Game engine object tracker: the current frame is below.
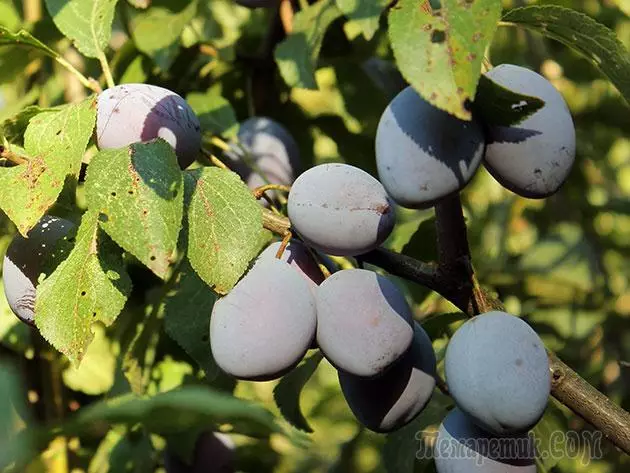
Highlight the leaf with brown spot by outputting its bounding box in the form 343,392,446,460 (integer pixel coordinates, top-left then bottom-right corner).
0,97,96,236
84,139,184,279
389,0,502,120
35,211,132,367
186,167,264,294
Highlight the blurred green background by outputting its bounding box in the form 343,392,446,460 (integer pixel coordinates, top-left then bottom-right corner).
0,0,629,471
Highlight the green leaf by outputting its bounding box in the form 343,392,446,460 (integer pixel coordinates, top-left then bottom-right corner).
88,428,155,473
531,399,567,472
186,91,238,138
163,260,220,380
44,0,118,58
0,1,21,30
128,0,198,56
383,392,452,473
275,0,343,89
0,97,96,236
389,0,502,120
35,211,132,367
502,5,630,106
473,74,545,126
336,0,388,40
1,105,49,146
67,386,281,438
0,26,61,59
62,324,116,395
421,312,467,340
186,167,263,294
273,351,323,433
85,140,184,279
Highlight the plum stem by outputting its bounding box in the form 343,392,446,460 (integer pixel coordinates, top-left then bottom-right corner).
279,0,294,35
254,184,291,200
0,145,29,165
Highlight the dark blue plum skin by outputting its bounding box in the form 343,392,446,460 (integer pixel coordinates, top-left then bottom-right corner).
224,117,301,193
210,258,316,381
164,431,235,473
96,84,201,169
316,269,414,378
375,86,485,208
256,240,324,290
434,408,536,473
288,163,396,256
338,322,436,433
444,311,550,435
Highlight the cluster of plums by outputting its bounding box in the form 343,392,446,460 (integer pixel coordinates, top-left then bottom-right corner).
1,62,571,471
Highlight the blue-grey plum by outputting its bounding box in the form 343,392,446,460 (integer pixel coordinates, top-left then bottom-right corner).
444,311,550,435
164,431,235,473
234,0,279,8
375,86,485,208
316,269,414,378
96,83,201,169
2,216,75,325
483,65,576,198
225,117,301,193
434,408,536,473
338,322,436,432
210,258,316,381
256,240,324,290
287,163,396,256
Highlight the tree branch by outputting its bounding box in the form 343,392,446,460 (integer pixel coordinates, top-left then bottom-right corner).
261,205,630,455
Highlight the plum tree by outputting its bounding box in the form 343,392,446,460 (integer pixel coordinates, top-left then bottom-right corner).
96,83,201,169
164,431,235,473
256,240,324,290
2,216,75,325
434,408,536,473
375,86,485,208
287,163,396,256
444,311,551,435
338,322,436,433
483,64,576,198
224,117,301,193
209,258,316,381
316,269,414,378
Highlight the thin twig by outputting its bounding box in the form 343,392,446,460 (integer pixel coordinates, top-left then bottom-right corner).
97,50,115,89
279,0,294,35
0,146,28,165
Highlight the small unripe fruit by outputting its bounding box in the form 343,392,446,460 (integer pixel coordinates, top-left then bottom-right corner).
3,216,75,325
375,86,485,208
96,83,201,169
483,64,576,198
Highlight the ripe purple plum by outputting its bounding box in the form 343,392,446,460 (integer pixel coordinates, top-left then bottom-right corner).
434,408,536,473
256,240,324,290
483,64,576,198
445,311,550,435
316,269,414,378
164,431,235,473
96,83,201,169
287,163,396,256
224,117,301,193
210,258,316,381
2,216,75,325
375,86,485,208
338,322,436,432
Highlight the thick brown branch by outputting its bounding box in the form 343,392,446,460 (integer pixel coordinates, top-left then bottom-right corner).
549,352,630,454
